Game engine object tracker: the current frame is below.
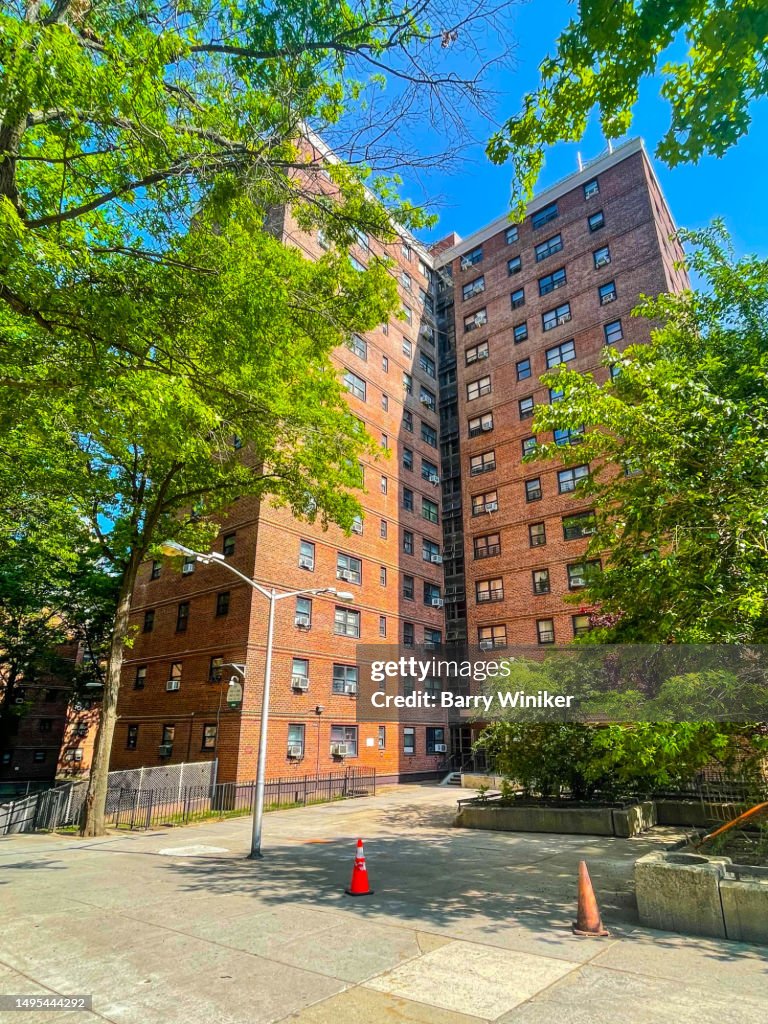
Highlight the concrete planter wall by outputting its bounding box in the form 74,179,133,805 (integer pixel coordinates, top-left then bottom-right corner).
635,852,768,945
455,800,656,838
654,799,748,828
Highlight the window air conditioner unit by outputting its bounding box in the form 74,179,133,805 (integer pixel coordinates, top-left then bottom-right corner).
431,597,444,608
596,255,610,268
291,676,309,691
430,554,443,564
351,521,364,534
331,743,348,757
298,556,314,570
602,292,616,303
479,640,493,651
166,679,180,691
428,473,440,484
287,744,303,758
481,421,492,432
434,743,448,753
485,501,498,512
338,569,354,582
294,615,311,629
158,743,173,756
181,562,195,575
460,257,472,270
474,313,487,326
556,314,570,326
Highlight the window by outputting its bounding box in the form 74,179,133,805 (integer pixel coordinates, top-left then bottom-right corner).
604,319,623,345
403,727,416,755
549,387,564,404
402,241,412,260
288,724,305,757
584,179,599,200
403,447,414,472
474,533,500,559
336,552,362,585
588,210,605,232
74,722,89,738
426,727,446,754
535,233,563,262
516,358,531,381
421,422,437,447
573,614,591,637
563,511,597,540
299,539,315,570
519,395,534,419
464,308,487,332
419,351,436,378
507,255,522,276
182,556,196,575
331,725,358,757
460,245,483,268
510,288,525,310
380,475,388,494
554,426,584,447
505,225,519,244
546,339,576,367
403,622,415,647
343,369,366,401
202,724,217,751
380,519,388,539
467,376,491,401
379,615,387,637
215,591,230,616
403,489,414,513
465,340,489,365
38,718,52,733
567,560,601,590
349,334,367,360
167,662,182,689
532,569,550,595
419,386,436,411
32,749,45,763
542,303,571,331
558,465,589,493
1,751,11,765
424,581,441,605
209,656,224,682
294,597,312,631
472,490,498,515
525,477,542,501
176,601,190,632
382,355,389,372
532,203,558,229
594,245,611,269
401,270,412,292
424,628,442,648
478,624,507,648
378,726,386,749
522,436,537,457
403,409,413,432
469,412,493,437
476,578,503,603
317,228,329,250
513,322,528,344
470,450,496,476
333,664,358,695
334,607,360,638
352,513,364,534
380,567,387,587
529,522,546,547
403,574,415,600
599,281,617,305
222,533,236,557
538,267,566,296
143,609,155,633
150,559,161,580
63,748,83,763
537,619,555,644
403,305,413,326
422,497,439,524
161,724,176,748
462,276,485,301
126,725,139,750
421,459,439,483
402,338,413,358
134,665,147,690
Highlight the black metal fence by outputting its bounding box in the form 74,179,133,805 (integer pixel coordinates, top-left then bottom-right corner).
106,768,376,831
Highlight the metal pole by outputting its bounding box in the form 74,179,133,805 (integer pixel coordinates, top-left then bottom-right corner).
250,588,276,857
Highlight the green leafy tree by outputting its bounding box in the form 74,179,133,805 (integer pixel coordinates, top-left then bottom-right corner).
488,0,768,210
531,226,768,643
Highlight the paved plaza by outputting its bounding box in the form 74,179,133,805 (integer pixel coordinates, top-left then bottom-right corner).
1,784,766,1023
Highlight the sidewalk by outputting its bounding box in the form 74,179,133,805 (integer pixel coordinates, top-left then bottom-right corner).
1,784,766,1023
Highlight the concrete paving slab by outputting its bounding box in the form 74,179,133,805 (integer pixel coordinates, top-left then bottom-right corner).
285,985,486,1024
366,939,579,1019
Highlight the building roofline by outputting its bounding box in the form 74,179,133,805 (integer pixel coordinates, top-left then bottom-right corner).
432,137,648,267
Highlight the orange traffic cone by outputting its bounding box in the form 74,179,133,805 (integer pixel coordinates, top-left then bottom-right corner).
345,838,374,896
572,860,609,936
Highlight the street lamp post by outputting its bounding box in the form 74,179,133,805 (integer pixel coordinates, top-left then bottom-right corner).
159,540,353,858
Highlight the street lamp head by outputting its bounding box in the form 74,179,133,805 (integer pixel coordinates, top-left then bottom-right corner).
334,590,355,602
158,540,195,558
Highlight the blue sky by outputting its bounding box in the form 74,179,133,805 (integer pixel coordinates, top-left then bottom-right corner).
408,0,768,258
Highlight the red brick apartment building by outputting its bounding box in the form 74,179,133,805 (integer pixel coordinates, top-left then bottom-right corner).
110,138,686,784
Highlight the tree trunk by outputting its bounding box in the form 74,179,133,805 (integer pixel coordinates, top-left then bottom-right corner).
80,554,140,837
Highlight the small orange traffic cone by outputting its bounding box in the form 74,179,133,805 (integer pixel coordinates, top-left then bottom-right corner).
345,838,374,896
572,860,609,936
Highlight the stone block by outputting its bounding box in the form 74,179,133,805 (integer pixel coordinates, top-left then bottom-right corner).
635,852,730,938
720,876,768,945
